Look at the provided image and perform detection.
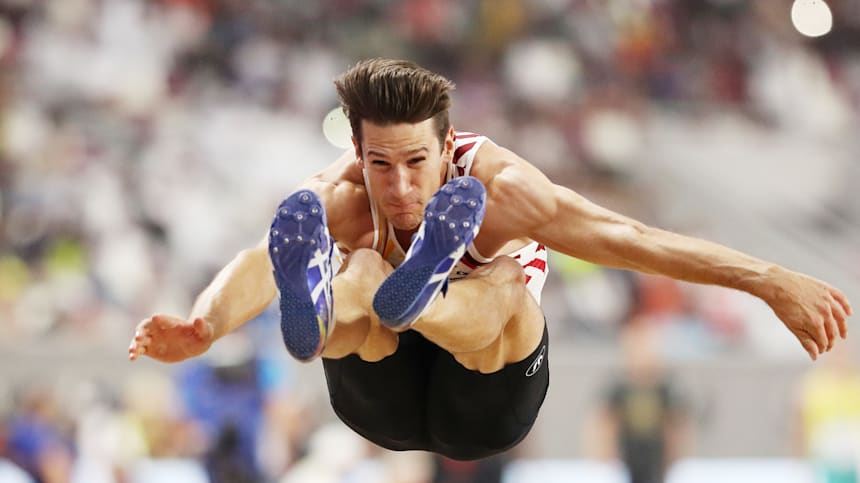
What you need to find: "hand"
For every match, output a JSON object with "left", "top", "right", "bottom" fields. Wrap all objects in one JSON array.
[
  {"left": 763, "top": 269, "right": 852, "bottom": 361},
  {"left": 128, "top": 314, "right": 215, "bottom": 363}
]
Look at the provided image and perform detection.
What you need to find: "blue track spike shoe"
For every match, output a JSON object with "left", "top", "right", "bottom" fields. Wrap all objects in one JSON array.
[
  {"left": 373, "top": 176, "right": 486, "bottom": 330},
  {"left": 268, "top": 190, "right": 334, "bottom": 362}
]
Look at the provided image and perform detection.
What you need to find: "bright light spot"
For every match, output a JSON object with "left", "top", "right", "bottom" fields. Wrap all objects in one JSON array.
[
  {"left": 791, "top": 0, "right": 833, "bottom": 38},
  {"left": 322, "top": 107, "right": 353, "bottom": 149}
]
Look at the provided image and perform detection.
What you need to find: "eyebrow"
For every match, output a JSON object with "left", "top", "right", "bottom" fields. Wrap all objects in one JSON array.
[{"left": 367, "top": 146, "right": 429, "bottom": 158}]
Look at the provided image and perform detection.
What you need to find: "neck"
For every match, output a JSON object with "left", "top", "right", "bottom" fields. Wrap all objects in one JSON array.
[{"left": 394, "top": 227, "right": 417, "bottom": 250}]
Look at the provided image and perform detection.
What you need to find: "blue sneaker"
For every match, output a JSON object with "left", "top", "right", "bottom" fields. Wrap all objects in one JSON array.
[
  {"left": 268, "top": 190, "right": 334, "bottom": 362},
  {"left": 372, "top": 176, "right": 486, "bottom": 330}
]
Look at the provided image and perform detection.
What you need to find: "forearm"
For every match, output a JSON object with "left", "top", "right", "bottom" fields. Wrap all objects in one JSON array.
[
  {"left": 616, "top": 224, "right": 780, "bottom": 296},
  {"left": 189, "top": 245, "right": 277, "bottom": 340},
  {"left": 537, "top": 185, "right": 783, "bottom": 297}
]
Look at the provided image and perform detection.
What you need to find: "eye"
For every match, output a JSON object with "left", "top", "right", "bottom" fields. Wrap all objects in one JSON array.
[
  {"left": 370, "top": 159, "right": 389, "bottom": 167},
  {"left": 407, "top": 157, "right": 425, "bottom": 166}
]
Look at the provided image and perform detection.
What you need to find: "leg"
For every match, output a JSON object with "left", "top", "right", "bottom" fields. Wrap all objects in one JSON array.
[
  {"left": 321, "top": 329, "right": 439, "bottom": 452},
  {"left": 322, "top": 249, "right": 399, "bottom": 362},
  {"left": 426, "top": 323, "right": 550, "bottom": 460},
  {"left": 411, "top": 256, "right": 545, "bottom": 373}
]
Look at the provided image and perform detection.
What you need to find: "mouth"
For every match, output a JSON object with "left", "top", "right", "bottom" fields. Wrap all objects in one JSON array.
[{"left": 385, "top": 200, "right": 422, "bottom": 213}]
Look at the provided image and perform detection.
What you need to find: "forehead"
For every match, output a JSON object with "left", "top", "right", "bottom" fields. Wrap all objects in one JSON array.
[{"left": 360, "top": 119, "right": 438, "bottom": 153}]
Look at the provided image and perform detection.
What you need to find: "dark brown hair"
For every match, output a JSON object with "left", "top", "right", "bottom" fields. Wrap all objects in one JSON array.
[{"left": 334, "top": 58, "right": 455, "bottom": 151}]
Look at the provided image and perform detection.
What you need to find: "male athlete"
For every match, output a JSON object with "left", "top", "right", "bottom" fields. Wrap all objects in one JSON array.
[{"left": 129, "top": 58, "right": 852, "bottom": 460}]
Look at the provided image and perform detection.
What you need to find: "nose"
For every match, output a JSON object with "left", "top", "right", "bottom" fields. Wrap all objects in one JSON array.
[{"left": 388, "top": 165, "right": 411, "bottom": 198}]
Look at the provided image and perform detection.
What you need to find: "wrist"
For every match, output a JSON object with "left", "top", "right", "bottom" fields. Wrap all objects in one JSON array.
[{"left": 739, "top": 263, "right": 783, "bottom": 301}]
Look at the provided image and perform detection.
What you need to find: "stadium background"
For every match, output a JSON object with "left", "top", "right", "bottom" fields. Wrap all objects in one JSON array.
[{"left": 1, "top": 0, "right": 859, "bottom": 482}]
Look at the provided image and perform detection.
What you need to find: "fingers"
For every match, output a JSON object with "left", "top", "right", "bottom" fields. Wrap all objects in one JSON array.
[
  {"left": 829, "top": 293, "right": 849, "bottom": 339},
  {"left": 828, "top": 298, "right": 847, "bottom": 341},
  {"left": 811, "top": 318, "right": 828, "bottom": 355},
  {"left": 798, "top": 332, "right": 819, "bottom": 361},
  {"left": 823, "top": 310, "right": 837, "bottom": 352},
  {"left": 128, "top": 315, "right": 173, "bottom": 361},
  {"left": 128, "top": 322, "right": 152, "bottom": 361},
  {"left": 831, "top": 288, "right": 853, "bottom": 318}
]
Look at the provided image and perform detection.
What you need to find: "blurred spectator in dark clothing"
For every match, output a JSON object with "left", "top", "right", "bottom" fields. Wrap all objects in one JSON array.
[{"left": 590, "top": 321, "right": 690, "bottom": 483}]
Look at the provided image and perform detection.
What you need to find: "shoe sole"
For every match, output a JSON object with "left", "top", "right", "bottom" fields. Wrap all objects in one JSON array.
[
  {"left": 269, "top": 190, "right": 332, "bottom": 361},
  {"left": 373, "top": 176, "right": 486, "bottom": 329}
]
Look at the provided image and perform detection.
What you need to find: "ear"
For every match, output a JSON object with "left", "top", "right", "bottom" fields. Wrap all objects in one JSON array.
[
  {"left": 442, "top": 127, "right": 455, "bottom": 163},
  {"left": 352, "top": 135, "right": 363, "bottom": 168}
]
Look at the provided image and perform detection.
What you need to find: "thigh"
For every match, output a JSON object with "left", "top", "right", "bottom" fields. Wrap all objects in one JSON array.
[
  {"left": 426, "top": 322, "right": 550, "bottom": 460},
  {"left": 322, "top": 330, "right": 437, "bottom": 452}
]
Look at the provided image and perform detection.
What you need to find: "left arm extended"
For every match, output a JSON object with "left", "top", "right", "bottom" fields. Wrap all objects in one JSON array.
[
  {"left": 480, "top": 143, "right": 851, "bottom": 360},
  {"left": 535, "top": 182, "right": 850, "bottom": 360}
]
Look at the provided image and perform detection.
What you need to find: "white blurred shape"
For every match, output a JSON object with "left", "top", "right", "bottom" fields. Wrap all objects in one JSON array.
[
  {"left": 280, "top": 423, "right": 368, "bottom": 483},
  {"left": 0, "top": 460, "right": 34, "bottom": 483},
  {"left": 129, "top": 459, "right": 209, "bottom": 483},
  {"left": 503, "top": 459, "right": 627, "bottom": 483},
  {"left": 513, "top": 120, "right": 568, "bottom": 172},
  {"left": 322, "top": 107, "right": 353, "bottom": 149},
  {"left": 581, "top": 109, "right": 643, "bottom": 172},
  {"left": 791, "top": 0, "right": 833, "bottom": 37},
  {"left": 3, "top": 103, "right": 51, "bottom": 164},
  {"left": 749, "top": 44, "right": 852, "bottom": 137},
  {"left": 666, "top": 458, "right": 815, "bottom": 483},
  {"left": 503, "top": 39, "right": 582, "bottom": 105}
]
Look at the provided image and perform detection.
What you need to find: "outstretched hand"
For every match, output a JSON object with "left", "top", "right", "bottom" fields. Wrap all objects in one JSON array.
[
  {"left": 128, "top": 314, "right": 215, "bottom": 363},
  {"left": 763, "top": 269, "right": 852, "bottom": 361}
]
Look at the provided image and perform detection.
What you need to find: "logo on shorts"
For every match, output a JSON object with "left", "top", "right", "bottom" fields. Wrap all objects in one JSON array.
[{"left": 525, "top": 345, "right": 546, "bottom": 377}]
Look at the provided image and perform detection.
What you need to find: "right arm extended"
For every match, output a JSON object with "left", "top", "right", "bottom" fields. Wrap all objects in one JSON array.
[
  {"left": 190, "top": 236, "right": 277, "bottom": 340},
  {"left": 128, "top": 236, "right": 276, "bottom": 363},
  {"left": 128, "top": 151, "right": 364, "bottom": 363}
]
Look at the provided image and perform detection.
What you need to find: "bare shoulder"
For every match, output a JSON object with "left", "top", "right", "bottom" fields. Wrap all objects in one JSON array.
[
  {"left": 296, "top": 150, "right": 371, "bottom": 247},
  {"left": 469, "top": 140, "right": 558, "bottom": 237}
]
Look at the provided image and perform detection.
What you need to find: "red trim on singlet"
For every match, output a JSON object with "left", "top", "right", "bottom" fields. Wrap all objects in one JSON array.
[
  {"left": 521, "top": 246, "right": 548, "bottom": 285},
  {"left": 460, "top": 251, "right": 483, "bottom": 269},
  {"left": 522, "top": 258, "right": 547, "bottom": 272},
  {"left": 455, "top": 133, "right": 480, "bottom": 140},
  {"left": 454, "top": 142, "right": 477, "bottom": 162}
]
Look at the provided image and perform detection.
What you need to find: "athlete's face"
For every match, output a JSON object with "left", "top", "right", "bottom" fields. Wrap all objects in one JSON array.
[{"left": 356, "top": 119, "right": 454, "bottom": 231}]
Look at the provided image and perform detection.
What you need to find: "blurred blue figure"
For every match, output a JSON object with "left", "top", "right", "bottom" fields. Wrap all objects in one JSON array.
[
  {"left": 177, "top": 331, "right": 272, "bottom": 483},
  {"left": 4, "top": 384, "right": 74, "bottom": 483}
]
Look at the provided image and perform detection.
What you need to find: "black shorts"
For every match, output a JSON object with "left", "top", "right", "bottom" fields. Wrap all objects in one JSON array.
[{"left": 321, "top": 322, "right": 550, "bottom": 460}]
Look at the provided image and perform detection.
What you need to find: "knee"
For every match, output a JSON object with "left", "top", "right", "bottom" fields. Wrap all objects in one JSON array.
[
  {"left": 342, "top": 249, "right": 392, "bottom": 280},
  {"left": 478, "top": 256, "right": 526, "bottom": 290}
]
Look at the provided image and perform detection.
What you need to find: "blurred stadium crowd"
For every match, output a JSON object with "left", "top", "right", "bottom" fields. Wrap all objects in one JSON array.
[{"left": 1, "top": 0, "right": 859, "bottom": 482}]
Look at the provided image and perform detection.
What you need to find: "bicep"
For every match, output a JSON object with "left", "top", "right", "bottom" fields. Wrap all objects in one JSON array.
[{"left": 479, "top": 145, "right": 649, "bottom": 269}]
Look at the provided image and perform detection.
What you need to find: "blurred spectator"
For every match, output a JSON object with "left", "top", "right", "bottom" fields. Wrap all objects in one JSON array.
[
  {"left": 4, "top": 384, "right": 74, "bottom": 483},
  {"left": 587, "top": 321, "right": 691, "bottom": 483},
  {"left": 177, "top": 331, "right": 271, "bottom": 483},
  {"left": 794, "top": 341, "right": 860, "bottom": 483}
]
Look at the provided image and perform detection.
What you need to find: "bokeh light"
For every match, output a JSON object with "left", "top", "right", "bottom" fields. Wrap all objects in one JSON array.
[{"left": 791, "top": 0, "right": 833, "bottom": 37}]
